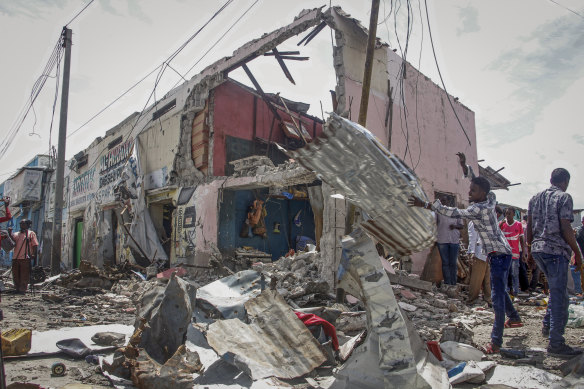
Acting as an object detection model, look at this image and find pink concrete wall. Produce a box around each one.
[212,80,323,176]
[344,57,478,273]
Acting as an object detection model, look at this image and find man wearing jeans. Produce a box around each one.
[436,199,463,285]
[500,207,526,297]
[409,152,522,353]
[527,168,583,357]
[467,221,491,304]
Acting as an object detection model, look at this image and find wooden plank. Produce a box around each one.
[386,272,433,292]
[272,48,295,85]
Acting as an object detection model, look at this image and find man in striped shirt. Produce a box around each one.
[408,152,522,353]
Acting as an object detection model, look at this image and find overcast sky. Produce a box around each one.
[1,0,583,209]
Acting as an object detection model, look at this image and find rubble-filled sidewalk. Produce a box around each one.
[2,251,584,388]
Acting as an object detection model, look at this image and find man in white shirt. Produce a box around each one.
[467,221,491,304]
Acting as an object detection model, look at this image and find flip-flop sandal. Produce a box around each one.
[483,342,500,354]
[504,319,524,328]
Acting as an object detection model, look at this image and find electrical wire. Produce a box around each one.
[67,64,164,138]
[423,0,472,146]
[0,36,63,159]
[65,0,96,26]
[76,0,235,177]
[412,0,424,170]
[547,0,584,19]
[70,0,234,141]
[48,42,64,155]
[173,0,260,88]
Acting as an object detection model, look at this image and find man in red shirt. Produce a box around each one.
[500,207,526,297]
[10,219,39,293]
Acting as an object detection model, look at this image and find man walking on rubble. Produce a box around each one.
[467,220,491,305]
[408,152,522,354]
[527,168,583,357]
[9,219,39,294]
[500,207,527,298]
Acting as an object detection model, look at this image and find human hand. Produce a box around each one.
[407,195,425,208]
[575,251,583,270]
[456,152,466,166]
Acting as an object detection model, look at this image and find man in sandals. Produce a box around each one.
[408,152,522,354]
[527,168,583,358]
[10,219,38,294]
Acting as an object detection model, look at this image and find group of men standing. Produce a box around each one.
[409,153,583,357]
[0,198,39,293]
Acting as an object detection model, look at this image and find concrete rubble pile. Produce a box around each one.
[103,273,204,389]
[253,250,335,308]
[55,260,145,294]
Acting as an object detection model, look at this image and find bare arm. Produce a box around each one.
[519,234,527,261]
[561,219,583,268]
[526,215,533,246]
[0,198,11,223]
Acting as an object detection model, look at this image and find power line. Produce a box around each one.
[0,36,64,159]
[67,64,163,138]
[174,0,260,88]
[70,0,235,140]
[77,0,235,176]
[423,0,472,146]
[547,0,584,19]
[65,0,96,26]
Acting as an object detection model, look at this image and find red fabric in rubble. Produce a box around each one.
[294,312,339,351]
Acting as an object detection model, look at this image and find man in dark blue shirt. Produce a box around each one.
[527,168,583,358]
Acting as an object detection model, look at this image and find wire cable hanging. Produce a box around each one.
[423,0,472,146]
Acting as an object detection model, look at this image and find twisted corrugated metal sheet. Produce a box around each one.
[290,113,436,255]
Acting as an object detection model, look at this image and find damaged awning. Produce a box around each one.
[290,113,436,255]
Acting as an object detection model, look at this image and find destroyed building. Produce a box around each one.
[32,7,480,282]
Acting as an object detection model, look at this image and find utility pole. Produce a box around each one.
[51,27,72,275]
[338,0,381,304]
[345,0,380,235]
[357,0,380,127]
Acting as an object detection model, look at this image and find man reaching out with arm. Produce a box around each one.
[408,152,522,354]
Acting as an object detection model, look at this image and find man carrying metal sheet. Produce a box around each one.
[408,152,522,354]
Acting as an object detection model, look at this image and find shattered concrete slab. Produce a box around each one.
[290,113,436,256]
[136,273,196,364]
[131,345,203,389]
[332,229,449,389]
[196,269,264,321]
[206,289,327,380]
[486,365,562,388]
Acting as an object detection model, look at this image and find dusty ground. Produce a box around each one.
[1,277,583,388]
[1,288,136,388]
[472,299,584,374]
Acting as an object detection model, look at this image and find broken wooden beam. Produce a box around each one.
[386,272,434,292]
[278,95,307,144]
[272,48,295,85]
[264,51,300,56]
[297,21,326,46]
[241,64,282,121]
[279,56,309,61]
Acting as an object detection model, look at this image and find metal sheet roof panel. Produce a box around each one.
[290,113,436,255]
[206,290,327,380]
